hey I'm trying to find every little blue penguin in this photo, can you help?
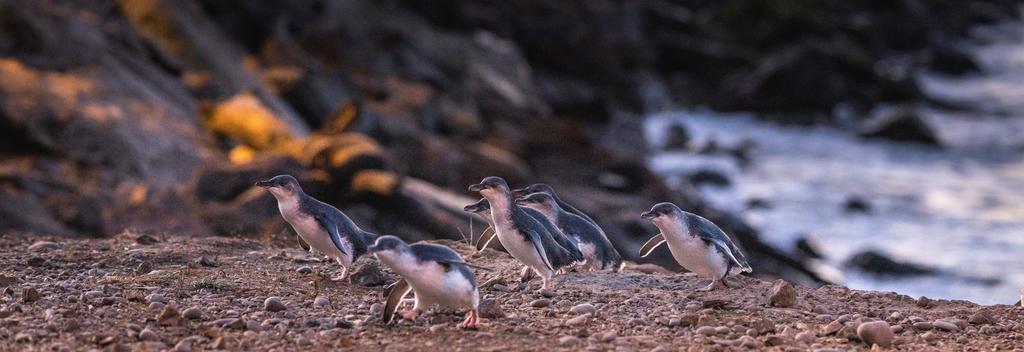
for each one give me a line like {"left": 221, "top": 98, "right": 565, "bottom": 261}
{"left": 640, "top": 202, "right": 752, "bottom": 290}
{"left": 257, "top": 175, "right": 376, "bottom": 280}
{"left": 468, "top": 176, "right": 580, "bottom": 291}
{"left": 512, "top": 183, "right": 598, "bottom": 226}
{"left": 516, "top": 192, "right": 623, "bottom": 272}
{"left": 369, "top": 235, "right": 481, "bottom": 329}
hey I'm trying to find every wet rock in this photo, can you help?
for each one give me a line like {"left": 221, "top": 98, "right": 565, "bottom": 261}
{"left": 766, "top": 279, "right": 797, "bottom": 307}
{"left": 263, "top": 297, "right": 286, "bottom": 312}
{"left": 478, "top": 299, "right": 504, "bottom": 319}
{"left": 529, "top": 299, "right": 551, "bottom": 308}
{"left": 928, "top": 45, "right": 979, "bottom": 76}
{"left": 21, "top": 287, "right": 41, "bottom": 302}
{"left": 842, "top": 196, "right": 872, "bottom": 214}
{"left": 350, "top": 261, "right": 390, "bottom": 286}
{"left": 857, "top": 321, "right": 894, "bottom": 348}
{"left": 933, "top": 320, "right": 960, "bottom": 332}
{"left": 158, "top": 306, "right": 182, "bottom": 326}
{"left": 687, "top": 169, "right": 731, "bottom": 188}
{"left": 138, "top": 328, "right": 158, "bottom": 341}
{"left": 844, "top": 250, "right": 937, "bottom": 276}
{"left": 183, "top": 307, "right": 202, "bottom": 320}
{"left": 858, "top": 107, "right": 941, "bottom": 145}
{"left": 28, "top": 241, "right": 60, "bottom": 252}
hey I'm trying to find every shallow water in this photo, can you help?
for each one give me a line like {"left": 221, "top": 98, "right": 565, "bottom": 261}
{"left": 644, "top": 22, "right": 1024, "bottom": 305}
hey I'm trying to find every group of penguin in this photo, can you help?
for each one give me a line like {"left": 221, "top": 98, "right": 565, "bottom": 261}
{"left": 256, "top": 175, "right": 752, "bottom": 330}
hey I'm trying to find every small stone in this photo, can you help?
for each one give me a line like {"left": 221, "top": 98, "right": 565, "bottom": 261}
{"left": 764, "top": 334, "right": 788, "bottom": 347}
{"left": 480, "top": 277, "right": 506, "bottom": 289}
{"left": 295, "top": 336, "right": 311, "bottom": 346}
{"left": 26, "top": 256, "right": 46, "bottom": 267}
{"left": 697, "top": 314, "right": 718, "bottom": 327}
{"left": 314, "top": 296, "right": 329, "bottom": 308}
{"left": 350, "top": 261, "right": 390, "bottom": 286}
{"left": 21, "top": 287, "right": 41, "bottom": 302}
{"left": 429, "top": 323, "right": 445, "bottom": 332}
{"left": 296, "top": 266, "right": 312, "bottom": 274}
{"left": 766, "top": 279, "right": 797, "bottom": 307}
{"left": 28, "top": 241, "right": 60, "bottom": 252}
{"left": 136, "top": 261, "right": 153, "bottom": 274}
{"left": 540, "top": 289, "right": 555, "bottom": 298}
{"left": 651, "top": 345, "right": 669, "bottom": 352}
{"left": 530, "top": 299, "right": 551, "bottom": 308}
{"left": 969, "top": 311, "right": 995, "bottom": 325}
{"left": 891, "top": 324, "right": 904, "bottom": 333}
{"left": 696, "top": 326, "right": 717, "bottom": 336}
{"left": 795, "top": 331, "right": 815, "bottom": 344}
{"left": 136, "top": 234, "right": 159, "bottom": 245}
{"left": 889, "top": 311, "right": 904, "bottom": 321}
{"left": 933, "top": 320, "right": 959, "bottom": 332}
{"left": 912, "top": 322, "right": 933, "bottom": 331}
{"left": 570, "top": 303, "right": 596, "bottom": 315}
{"left": 921, "top": 331, "right": 938, "bottom": 341}
{"left": 138, "top": 328, "right": 158, "bottom": 341}
{"left": 714, "top": 326, "right": 730, "bottom": 335}
{"left": 183, "top": 307, "right": 202, "bottom": 320}
{"left": 857, "top": 321, "right": 894, "bottom": 348}
{"left": 566, "top": 313, "right": 591, "bottom": 326}
{"left": 149, "top": 302, "right": 166, "bottom": 311}
{"left": 740, "top": 336, "right": 762, "bottom": 349}
{"left": 668, "top": 317, "right": 681, "bottom": 327}
{"left": 678, "top": 313, "right": 699, "bottom": 327}
{"left": 174, "top": 339, "right": 192, "bottom": 352}
{"left": 146, "top": 293, "right": 166, "bottom": 304}
{"left": 478, "top": 299, "right": 504, "bottom": 319}
{"left": 600, "top": 331, "right": 617, "bottom": 343}
{"left": 157, "top": 306, "right": 182, "bottom": 326}
{"left": 14, "top": 332, "right": 32, "bottom": 343}
{"left": 369, "top": 303, "right": 384, "bottom": 314}
{"left": 822, "top": 320, "right": 843, "bottom": 335}
{"left": 264, "top": 297, "right": 286, "bottom": 312}
{"left": 559, "top": 336, "right": 580, "bottom": 346}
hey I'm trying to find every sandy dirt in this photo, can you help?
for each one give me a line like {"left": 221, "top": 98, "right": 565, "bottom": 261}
{"left": 0, "top": 233, "right": 1021, "bottom": 351}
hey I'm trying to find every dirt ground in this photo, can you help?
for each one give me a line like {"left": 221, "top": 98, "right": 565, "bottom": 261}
{"left": 0, "top": 233, "right": 1021, "bottom": 351}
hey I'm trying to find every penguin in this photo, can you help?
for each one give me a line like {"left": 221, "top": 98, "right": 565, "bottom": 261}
{"left": 369, "top": 236, "right": 481, "bottom": 329}
{"left": 468, "top": 176, "right": 580, "bottom": 291}
{"left": 512, "top": 184, "right": 597, "bottom": 226}
{"left": 463, "top": 198, "right": 498, "bottom": 252}
{"left": 516, "top": 192, "right": 623, "bottom": 272}
{"left": 257, "top": 175, "right": 376, "bottom": 280}
{"left": 640, "top": 202, "right": 752, "bottom": 291}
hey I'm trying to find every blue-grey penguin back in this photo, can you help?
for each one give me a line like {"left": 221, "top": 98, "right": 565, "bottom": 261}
{"left": 522, "top": 207, "right": 584, "bottom": 263}
{"left": 557, "top": 212, "right": 622, "bottom": 270}
{"left": 409, "top": 243, "right": 478, "bottom": 289}
{"left": 510, "top": 207, "right": 578, "bottom": 269}
{"left": 685, "top": 213, "right": 752, "bottom": 273}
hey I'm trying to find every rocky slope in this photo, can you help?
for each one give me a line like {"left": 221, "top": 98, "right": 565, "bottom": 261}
{"left": 1, "top": 234, "right": 1021, "bottom": 351}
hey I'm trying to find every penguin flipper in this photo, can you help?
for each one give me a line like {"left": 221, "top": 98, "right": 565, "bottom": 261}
{"left": 523, "top": 227, "right": 554, "bottom": 272}
{"left": 382, "top": 279, "right": 412, "bottom": 324}
{"left": 476, "top": 227, "right": 497, "bottom": 252}
{"left": 436, "top": 260, "right": 494, "bottom": 271}
{"left": 639, "top": 233, "right": 666, "bottom": 258}
{"left": 315, "top": 215, "right": 348, "bottom": 256}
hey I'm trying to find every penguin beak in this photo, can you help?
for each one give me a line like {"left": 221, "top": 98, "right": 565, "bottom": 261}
{"left": 641, "top": 211, "right": 656, "bottom": 220}
{"left": 255, "top": 180, "right": 273, "bottom": 188}
{"left": 468, "top": 183, "right": 485, "bottom": 192}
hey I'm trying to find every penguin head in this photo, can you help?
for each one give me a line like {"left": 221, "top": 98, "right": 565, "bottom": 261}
{"left": 514, "top": 192, "right": 557, "bottom": 210}
{"left": 256, "top": 175, "right": 303, "bottom": 198}
{"left": 511, "top": 183, "right": 555, "bottom": 199}
{"left": 467, "top": 176, "right": 510, "bottom": 197}
{"left": 641, "top": 202, "right": 683, "bottom": 224}
{"left": 462, "top": 198, "right": 491, "bottom": 214}
{"left": 368, "top": 235, "right": 409, "bottom": 256}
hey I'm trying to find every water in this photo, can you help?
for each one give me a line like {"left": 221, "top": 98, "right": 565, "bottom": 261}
{"left": 644, "top": 22, "right": 1024, "bottom": 305}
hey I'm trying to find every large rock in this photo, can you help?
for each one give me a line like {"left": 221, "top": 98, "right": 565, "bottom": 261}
{"left": 844, "top": 250, "right": 937, "bottom": 276}
{"left": 858, "top": 107, "right": 941, "bottom": 145}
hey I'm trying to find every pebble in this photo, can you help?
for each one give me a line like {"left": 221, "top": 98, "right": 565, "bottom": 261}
{"left": 14, "top": 332, "right": 32, "bottom": 343}
{"left": 558, "top": 336, "right": 580, "bottom": 346}
{"left": 138, "top": 328, "right": 158, "bottom": 341}
{"left": 599, "top": 331, "right": 617, "bottom": 343}
{"left": 714, "top": 326, "right": 731, "bottom": 335}
{"left": 478, "top": 299, "right": 504, "bottom": 319}
{"left": 696, "top": 326, "right": 717, "bottom": 336}
{"left": 822, "top": 320, "right": 843, "bottom": 335}
{"left": 969, "top": 311, "right": 995, "bottom": 325}
{"left": 740, "top": 336, "right": 762, "bottom": 349}
{"left": 369, "top": 303, "right": 384, "bottom": 314}
{"left": 157, "top": 306, "right": 181, "bottom": 326}
{"left": 668, "top": 317, "right": 681, "bottom": 327}
{"left": 182, "top": 307, "right": 202, "bottom": 320}
{"left": 174, "top": 339, "right": 192, "bottom": 352}
{"left": 147, "top": 293, "right": 166, "bottom": 304}
{"left": 795, "top": 331, "right": 815, "bottom": 344}
{"left": 264, "top": 297, "right": 286, "bottom": 312}
{"left": 933, "top": 320, "right": 960, "bottom": 332}
{"left": 566, "top": 313, "right": 591, "bottom": 326}
{"left": 921, "top": 331, "right": 938, "bottom": 342}
{"left": 22, "top": 287, "right": 41, "bottom": 302}
{"left": 540, "top": 289, "right": 556, "bottom": 298}
{"left": 530, "top": 299, "right": 551, "bottom": 308}
{"left": 764, "top": 334, "right": 788, "bottom": 346}
{"left": 766, "top": 279, "right": 797, "bottom": 307}
{"left": 314, "top": 296, "right": 329, "bottom": 307}
{"left": 912, "top": 322, "right": 933, "bottom": 331}
{"left": 889, "top": 311, "right": 904, "bottom": 321}
{"left": 570, "top": 303, "right": 596, "bottom": 315}
{"left": 891, "top": 324, "right": 904, "bottom": 333}
{"left": 149, "top": 302, "right": 166, "bottom": 311}
{"left": 856, "top": 321, "right": 894, "bottom": 348}
{"left": 651, "top": 346, "right": 669, "bottom": 352}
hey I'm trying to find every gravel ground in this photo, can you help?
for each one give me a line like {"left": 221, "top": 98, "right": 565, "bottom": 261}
{"left": 1, "top": 233, "right": 1021, "bottom": 351}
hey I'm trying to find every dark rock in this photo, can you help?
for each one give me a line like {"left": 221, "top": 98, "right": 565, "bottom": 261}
{"left": 687, "top": 169, "right": 731, "bottom": 188}
{"left": 844, "top": 250, "right": 937, "bottom": 276}
{"left": 662, "top": 124, "right": 690, "bottom": 150}
{"left": 135, "top": 234, "right": 159, "bottom": 245}
{"left": 843, "top": 196, "right": 872, "bottom": 214}
{"left": 745, "top": 198, "right": 771, "bottom": 210}
{"left": 928, "top": 45, "right": 980, "bottom": 76}
{"left": 793, "top": 235, "right": 825, "bottom": 260}
{"left": 26, "top": 256, "right": 45, "bottom": 267}
{"left": 350, "top": 261, "right": 391, "bottom": 287}
{"left": 858, "top": 107, "right": 941, "bottom": 145}
{"left": 478, "top": 299, "right": 504, "bottom": 319}
{"left": 21, "top": 287, "right": 41, "bottom": 302}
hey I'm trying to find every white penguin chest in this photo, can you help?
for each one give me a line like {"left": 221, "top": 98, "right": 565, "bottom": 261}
{"left": 492, "top": 210, "right": 548, "bottom": 272}
{"left": 664, "top": 230, "right": 727, "bottom": 279}
{"left": 279, "top": 201, "right": 352, "bottom": 265}
{"left": 383, "top": 255, "right": 477, "bottom": 309}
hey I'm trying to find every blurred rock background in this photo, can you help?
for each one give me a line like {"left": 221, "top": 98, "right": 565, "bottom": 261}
{"left": 0, "top": 0, "right": 1017, "bottom": 285}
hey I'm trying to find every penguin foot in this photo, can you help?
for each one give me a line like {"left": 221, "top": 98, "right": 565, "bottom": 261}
{"left": 398, "top": 309, "right": 420, "bottom": 321}
{"left": 331, "top": 267, "right": 350, "bottom": 283}
{"left": 519, "top": 266, "right": 534, "bottom": 283}
{"left": 458, "top": 309, "right": 479, "bottom": 330}
{"left": 697, "top": 281, "right": 718, "bottom": 292}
